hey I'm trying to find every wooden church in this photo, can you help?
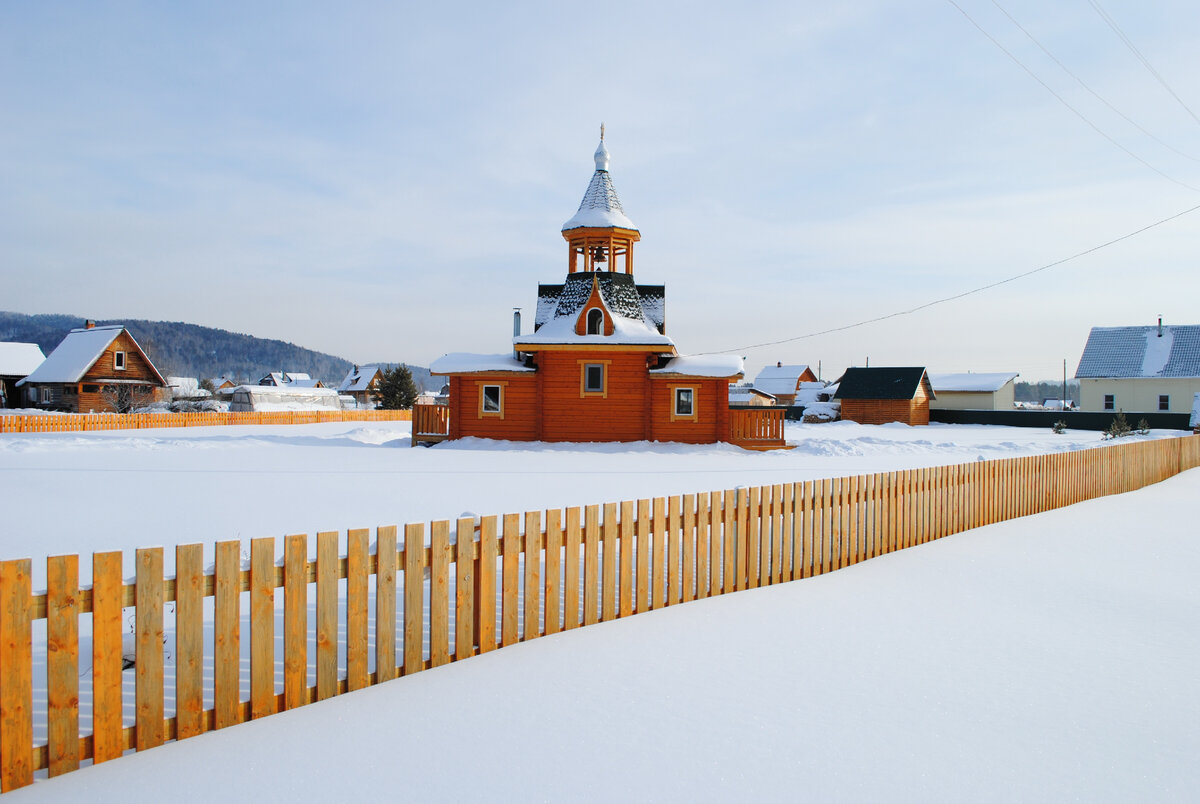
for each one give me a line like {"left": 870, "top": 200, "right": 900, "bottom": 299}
{"left": 425, "top": 133, "right": 786, "bottom": 449}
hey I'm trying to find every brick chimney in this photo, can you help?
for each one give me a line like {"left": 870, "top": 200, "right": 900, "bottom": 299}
{"left": 85, "top": 320, "right": 95, "bottom": 329}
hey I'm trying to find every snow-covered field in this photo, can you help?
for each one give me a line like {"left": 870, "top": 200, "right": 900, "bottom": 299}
{"left": 0, "top": 419, "right": 1175, "bottom": 581}
{"left": 2, "top": 421, "right": 1197, "bottom": 801}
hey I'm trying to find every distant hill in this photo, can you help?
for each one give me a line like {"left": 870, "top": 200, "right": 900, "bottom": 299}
{"left": 0, "top": 312, "right": 431, "bottom": 388}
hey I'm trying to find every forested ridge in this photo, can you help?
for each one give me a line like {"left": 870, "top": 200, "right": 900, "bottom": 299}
{"left": 0, "top": 311, "right": 431, "bottom": 387}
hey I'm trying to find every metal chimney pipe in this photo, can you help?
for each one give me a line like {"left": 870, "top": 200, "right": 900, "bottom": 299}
{"left": 512, "top": 308, "right": 521, "bottom": 360}
{"left": 1158, "top": 315, "right": 1163, "bottom": 337}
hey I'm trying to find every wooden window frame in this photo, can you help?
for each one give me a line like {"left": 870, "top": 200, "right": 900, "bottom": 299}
{"left": 478, "top": 382, "right": 506, "bottom": 419}
{"left": 669, "top": 385, "right": 698, "bottom": 422}
{"left": 114, "top": 351, "right": 127, "bottom": 371}
{"left": 586, "top": 308, "right": 604, "bottom": 335}
{"left": 579, "top": 360, "right": 610, "bottom": 398}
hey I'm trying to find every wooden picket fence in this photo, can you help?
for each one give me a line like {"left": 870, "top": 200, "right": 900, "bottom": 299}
{"left": 0, "top": 409, "right": 412, "bottom": 434}
{"left": 0, "top": 435, "right": 1197, "bottom": 791}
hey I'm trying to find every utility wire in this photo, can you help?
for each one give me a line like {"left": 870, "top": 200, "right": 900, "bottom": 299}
{"left": 1087, "top": 0, "right": 1200, "bottom": 129}
{"left": 991, "top": 0, "right": 1200, "bottom": 162}
{"left": 945, "top": 0, "right": 1200, "bottom": 193}
{"left": 699, "top": 202, "right": 1200, "bottom": 356}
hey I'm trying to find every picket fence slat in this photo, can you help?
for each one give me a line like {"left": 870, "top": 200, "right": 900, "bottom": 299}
{"left": 135, "top": 547, "right": 165, "bottom": 750}
{"left": 0, "top": 560, "right": 32, "bottom": 790}
{"left": 46, "top": 555, "right": 79, "bottom": 777}
{"left": 91, "top": 552, "right": 123, "bottom": 763}
{"left": 284, "top": 535, "right": 308, "bottom": 708}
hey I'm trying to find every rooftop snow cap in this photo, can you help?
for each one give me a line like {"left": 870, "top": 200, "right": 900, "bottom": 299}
{"left": 562, "top": 128, "right": 638, "bottom": 232}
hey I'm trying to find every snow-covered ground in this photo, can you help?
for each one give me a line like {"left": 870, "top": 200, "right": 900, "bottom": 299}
{"left": 6, "top": 447, "right": 1197, "bottom": 801}
{"left": 1, "top": 421, "right": 1196, "bottom": 801}
{"left": 0, "top": 419, "right": 1178, "bottom": 585}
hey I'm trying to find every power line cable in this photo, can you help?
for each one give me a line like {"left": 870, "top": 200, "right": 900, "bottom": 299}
{"left": 699, "top": 201, "right": 1200, "bottom": 356}
{"left": 944, "top": 0, "right": 1200, "bottom": 193}
{"left": 990, "top": 0, "right": 1200, "bottom": 162}
{"left": 1087, "top": 0, "right": 1200, "bottom": 129}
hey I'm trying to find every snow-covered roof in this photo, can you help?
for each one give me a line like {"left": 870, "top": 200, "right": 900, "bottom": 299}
{"left": 518, "top": 313, "right": 673, "bottom": 348}
{"left": 1075, "top": 325, "right": 1200, "bottom": 378}
{"left": 1191, "top": 393, "right": 1200, "bottom": 428}
{"left": 338, "top": 365, "right": 384, "bottom": 393}
{"left": 561, "top": 137, "right": 637, "bottom": 232}
{"left": 232, "top": 384, "right": 338, "bottom": 397}
{"left": 729, "top": 385, "right": 775, "bottom": 404}
{"left": 0, "top": 342, "right": 45, "bottom": 376}
{"left": 929, "top": 372, "right": 1018, "bottom": 393}
{"left": 523, "top": 272, "right": 674, "bottom": 348}
{"left": 21, "top": 325, "right": 154, "bottom": 385}
{"left": 168, "top": 377, "right": 200, "bottom": 397}
{"left": 649, "top": 355, "right": 744, "bottom": 379}
{"left": 260, "top": 371, "right": 313, "bottom": 386}
{"left": 753, "top": 364, "right": 812, "bottom": 396}
{"left": 430, "top": 353, "right": 536, "bottom": 375}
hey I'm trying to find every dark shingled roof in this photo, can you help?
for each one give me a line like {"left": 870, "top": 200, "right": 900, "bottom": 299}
{"left": 834, "top": 367, "right": 933, "bottom": 400}
{"left": 534, "top": 273, "right": 666, "bottom": 334}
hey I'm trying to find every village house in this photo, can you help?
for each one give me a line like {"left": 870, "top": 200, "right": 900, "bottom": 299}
{"left": 337, "top": 364, "right": 385, "bottom": 409}
{"left": 928, "top": 372, "right": 1018, "bottom": 411}
{"left": 17, "top": 323, "right": 167, "bottom": 412}
{"left": 729, "top": 384, "right": 776, "bottom": 407}
{"left": 751, "top": 363, "right": 818, "bottom": 406}
{"left": 428, "top": 133, "right": 784, "bottom": 449}
{"left": 1075, "top": 322, "right": 1200, "bottom": 414}
{"left": 834, "top": 367, "right": 935, "bottom": 426}
{"left": 209, "top": 375, "right": 238, "bottom": 393}
{"left": 0, "top": 342, "right": 45, "bottom": 409}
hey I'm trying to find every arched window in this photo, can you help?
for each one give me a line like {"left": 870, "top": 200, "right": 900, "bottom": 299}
{"left": 586, "top": 308, "right": 604, "bottom": 335}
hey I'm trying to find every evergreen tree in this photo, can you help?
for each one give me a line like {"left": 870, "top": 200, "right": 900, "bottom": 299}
{"left": 372, "top": 365, "right": 418, "bottom": 410}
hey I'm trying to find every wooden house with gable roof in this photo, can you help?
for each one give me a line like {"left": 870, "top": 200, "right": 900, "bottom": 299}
{"left": 427, "top": 133, "right": 786, "bottom": 449}
{"left": 18, "top": 323, "right": 167, "bottom": 412}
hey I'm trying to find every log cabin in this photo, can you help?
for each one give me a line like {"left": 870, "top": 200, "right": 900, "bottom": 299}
{"left": 834, "top": 367, "right": 935, "bottom": 426}
{"left": 427, "top": 133, "right": 786, "bottom": 449}
{"left": 18, "top": 323, "right": 167, "bottom": 412}
{"left": 337, "top": 364, "right": 386, "bottom": 409}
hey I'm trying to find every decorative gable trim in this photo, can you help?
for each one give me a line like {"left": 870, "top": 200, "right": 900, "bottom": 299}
{"left": 574, "top": 276, "right": 614, "bottom": 337}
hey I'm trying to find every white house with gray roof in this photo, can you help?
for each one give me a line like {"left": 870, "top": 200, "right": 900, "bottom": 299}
{"left": 928, "top": 372, "right": 1019, "bottom": 411}
{"left": 1074, "top": 323, "right": 1200, "bottom": 414}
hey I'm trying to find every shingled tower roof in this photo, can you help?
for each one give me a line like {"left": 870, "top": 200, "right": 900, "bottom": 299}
{"left": 562, "top": 128, "right": 637, "bottom": 232}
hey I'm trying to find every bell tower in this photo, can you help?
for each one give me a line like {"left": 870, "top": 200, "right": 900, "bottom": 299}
{"left": 561, "top": 125, "right": 641, "bottom": 275}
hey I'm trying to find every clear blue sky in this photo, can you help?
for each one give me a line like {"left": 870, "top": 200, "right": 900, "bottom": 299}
{"left": 3, "top": 1, "right": 1199, "bottom": 381}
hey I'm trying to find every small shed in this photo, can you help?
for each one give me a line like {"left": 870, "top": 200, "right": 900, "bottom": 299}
{"left": 729, "top": 384, "right": 776, "bottom": 407}
{"left": 928, "top": 372, "right": 1018, "bottom": 411}
{"left": 18, "top": 324, "right": 167, "bottom": 412}
{"left": 0, "top": 342, "right": 46, "bottom": 408}
{"left": 752, "top": 363, "right": 818, "bottom": 406}
{"left": 834, "top": 367, "right": 935, "bottom": 426}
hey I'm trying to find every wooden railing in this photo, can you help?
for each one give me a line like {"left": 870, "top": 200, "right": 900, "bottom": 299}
{"left": 729, "top": 406, "right": 787, "bottom": 449}
{"left": 0, "top": 435, "right": 1196, "bottom": 791}
{"left": 0, "top": 410, "right": 412, "bottom": 434}
{"left": 411, "top": 404, "right": 450, "bottom": 445}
